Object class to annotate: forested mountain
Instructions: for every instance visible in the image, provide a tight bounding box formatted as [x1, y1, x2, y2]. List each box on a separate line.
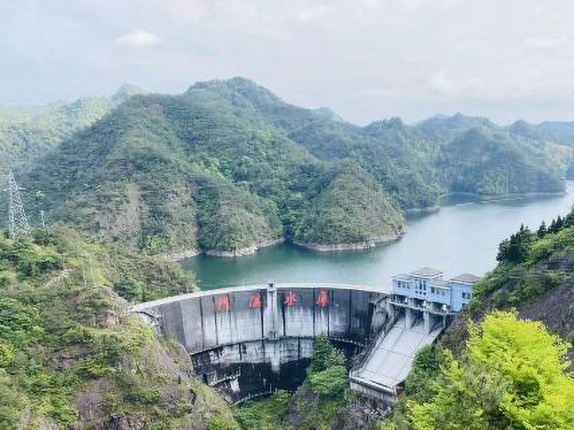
[0, 85, 146, 169]
[2, 78, 572, 256]
[538, 120, 574, 144]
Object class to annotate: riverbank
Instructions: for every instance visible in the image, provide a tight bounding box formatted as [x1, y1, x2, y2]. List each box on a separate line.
[205, 237, 286, 257]
[292, 231, 405, 252]
[164, 237, 286, 260]
[167, 189, 566, 261]
[449, 189, 566, 201]
[181, 181, 574, 289]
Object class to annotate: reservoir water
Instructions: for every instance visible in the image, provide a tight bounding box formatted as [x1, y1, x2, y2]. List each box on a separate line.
[183, 182, 574, 290]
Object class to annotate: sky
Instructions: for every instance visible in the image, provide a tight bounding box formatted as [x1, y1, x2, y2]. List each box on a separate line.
[1, 0, 573, 125]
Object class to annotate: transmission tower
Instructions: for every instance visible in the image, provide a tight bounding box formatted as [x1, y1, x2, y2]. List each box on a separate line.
[7, 171, 31, 239]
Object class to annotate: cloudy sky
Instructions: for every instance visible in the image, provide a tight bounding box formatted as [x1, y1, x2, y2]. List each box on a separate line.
[1, 0, 573, 124]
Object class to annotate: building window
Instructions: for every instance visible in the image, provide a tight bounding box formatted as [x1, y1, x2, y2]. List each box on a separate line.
[431, 287, 435, 294]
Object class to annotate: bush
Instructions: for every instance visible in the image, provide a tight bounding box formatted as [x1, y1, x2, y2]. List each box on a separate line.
[310, 333, 346, 373]
[309, 365, 348, 397]
[406, 312, 574, 430]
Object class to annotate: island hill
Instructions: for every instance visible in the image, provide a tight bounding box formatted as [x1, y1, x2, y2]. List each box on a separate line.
[5, 77, 574, 257]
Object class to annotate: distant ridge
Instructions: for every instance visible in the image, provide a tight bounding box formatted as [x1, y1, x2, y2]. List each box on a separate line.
[0, 77, 571, 257]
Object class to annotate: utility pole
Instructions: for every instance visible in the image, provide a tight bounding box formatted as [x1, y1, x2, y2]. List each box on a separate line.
[40, 209, 47, 231]
[7, 171, 31, 239]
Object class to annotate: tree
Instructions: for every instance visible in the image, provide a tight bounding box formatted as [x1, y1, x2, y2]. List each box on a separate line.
[308, 334, 348, 398]
[309, 365, 348, 397]
[496, 225, 532, 264]
[310, 333, 345, 373]
[537, 221, 547, 238]
[407, 312, 574, 430]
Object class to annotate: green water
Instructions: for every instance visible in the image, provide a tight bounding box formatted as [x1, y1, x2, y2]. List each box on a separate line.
[182, 182, 574, 290]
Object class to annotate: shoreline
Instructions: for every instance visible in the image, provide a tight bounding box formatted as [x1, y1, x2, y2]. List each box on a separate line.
[292, 230, 405, 252]
[164, 237, 286, 260]
[449, 189, 566, 201]
[166, 187, 566, 261]
[404, 205, 440, 215]
[205, 237, 286, 257]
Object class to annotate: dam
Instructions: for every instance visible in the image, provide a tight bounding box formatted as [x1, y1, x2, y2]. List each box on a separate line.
[131, 269, 480, 405]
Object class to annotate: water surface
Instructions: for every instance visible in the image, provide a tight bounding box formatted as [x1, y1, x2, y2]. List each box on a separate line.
[183, 183, 574, 290]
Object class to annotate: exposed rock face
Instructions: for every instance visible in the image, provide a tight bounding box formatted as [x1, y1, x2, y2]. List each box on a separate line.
[205, 237, 285, 257]
[164, 249, 201, 260]
[282, 385, 321, 428]
[293, 231, 404, 252]
[69, 333, 237, 430]
[332, 403, 383, 430]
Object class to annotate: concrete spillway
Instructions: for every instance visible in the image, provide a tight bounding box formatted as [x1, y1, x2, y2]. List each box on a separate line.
[350, 317, 443, 404]
[132, 283, 389, 404]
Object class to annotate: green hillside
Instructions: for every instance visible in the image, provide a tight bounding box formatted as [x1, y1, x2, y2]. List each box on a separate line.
[1, 78, 570, 256]
[0, 85, 146, 170]
[0, 228, 239, 430]
[438, 128, 563, 195]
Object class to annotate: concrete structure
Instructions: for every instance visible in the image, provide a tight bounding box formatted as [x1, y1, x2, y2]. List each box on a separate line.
[350, 317, 442, 405]
[132, 270, 480, 406]
[349, 267, 481, 404]
[132, 283, 389, 404]
[391, 267, 480, 314]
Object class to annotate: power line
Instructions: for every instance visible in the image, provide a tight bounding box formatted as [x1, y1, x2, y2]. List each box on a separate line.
[40, 209, 47, 231]
[6, 170, 31, 239]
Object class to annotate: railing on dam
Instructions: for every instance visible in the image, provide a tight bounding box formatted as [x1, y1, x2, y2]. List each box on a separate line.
[132, 282, 389, 311]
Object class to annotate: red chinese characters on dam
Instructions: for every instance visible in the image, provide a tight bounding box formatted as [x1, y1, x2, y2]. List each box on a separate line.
[215, 289, 331, 311]
[316, 290, 329, 307]
[284, 291, 298, 306]
[217, 296, 230, 312]
[249, 293, 262, 308]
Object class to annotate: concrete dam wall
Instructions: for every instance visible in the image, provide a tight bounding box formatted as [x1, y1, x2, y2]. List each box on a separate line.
[132, 283, 389, 404]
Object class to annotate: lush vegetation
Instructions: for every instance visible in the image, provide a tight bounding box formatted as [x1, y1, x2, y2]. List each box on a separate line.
[234, 334, 354, 430]
[383, 312, 574, 429]
[2, 78, 571, 255]
[0, 85, 144, 170]
[0, 227, 238, 429]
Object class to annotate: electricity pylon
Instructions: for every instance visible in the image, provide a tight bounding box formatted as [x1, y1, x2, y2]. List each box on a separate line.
[7, 170, 31, 239]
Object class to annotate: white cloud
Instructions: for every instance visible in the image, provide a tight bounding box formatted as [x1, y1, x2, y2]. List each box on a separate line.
[524, 36, 566, 50]
[117, 29, 163, 48]
[3, 0, 574, 123]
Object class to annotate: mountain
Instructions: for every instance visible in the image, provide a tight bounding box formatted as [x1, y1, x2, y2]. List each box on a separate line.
[0, 85, 147, 169]
[437, 127, 563, 195]
[416, 112, 497, 142]
[0, 227, 239, 430]
[2, 78, 570, 256]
